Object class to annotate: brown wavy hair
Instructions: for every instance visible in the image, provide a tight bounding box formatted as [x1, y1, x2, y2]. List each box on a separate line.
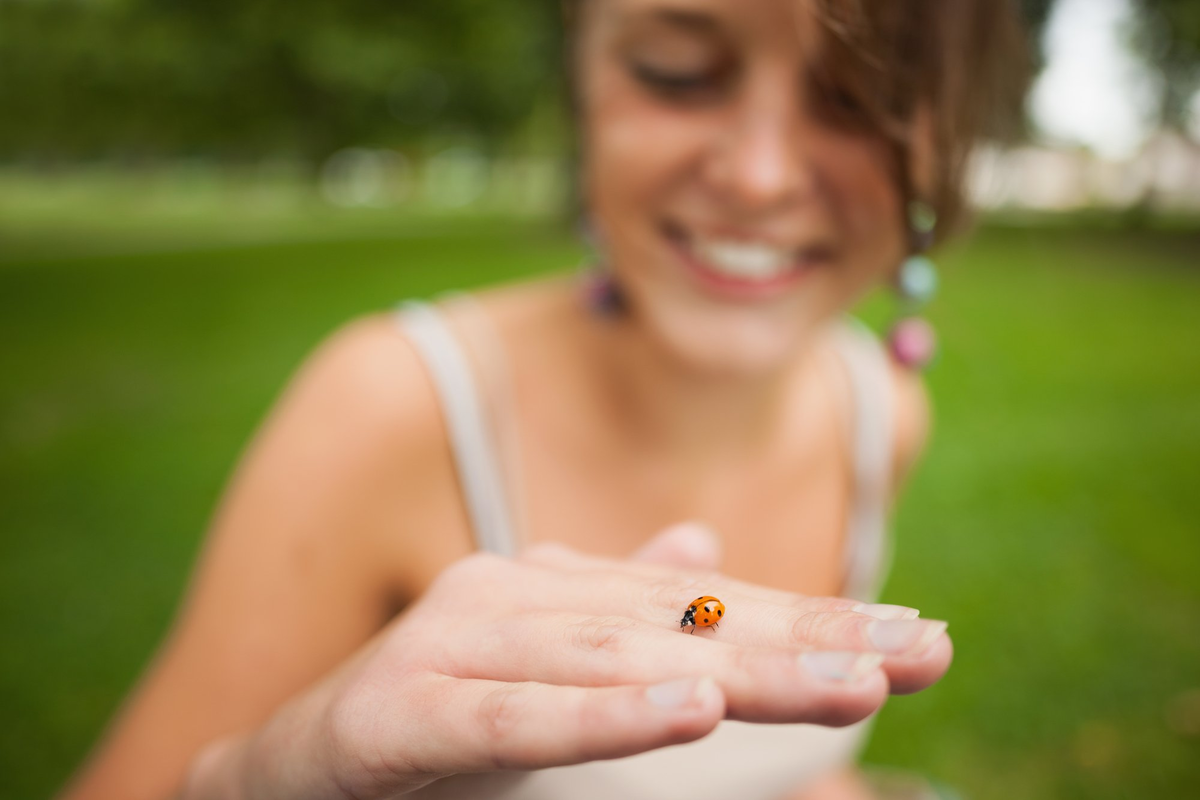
[565, 0, 1032, 247]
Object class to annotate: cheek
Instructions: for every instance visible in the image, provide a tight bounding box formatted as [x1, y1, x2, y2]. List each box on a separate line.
[582, 70, 708, 225]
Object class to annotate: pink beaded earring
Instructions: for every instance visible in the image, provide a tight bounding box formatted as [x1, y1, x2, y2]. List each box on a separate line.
[578, 217, 626, 316]
[888, 200, 939, 369]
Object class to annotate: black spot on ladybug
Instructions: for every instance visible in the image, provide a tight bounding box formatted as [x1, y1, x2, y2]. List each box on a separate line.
[703, 617, 709, 623]
[717, 609, 723, 616]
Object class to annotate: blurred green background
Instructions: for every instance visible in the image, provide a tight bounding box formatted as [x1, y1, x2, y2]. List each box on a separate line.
[2, 0, 1199, 798]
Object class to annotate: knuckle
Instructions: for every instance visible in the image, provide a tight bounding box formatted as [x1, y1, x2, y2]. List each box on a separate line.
[728, 644, 767, 683]
[325, 676, 428, 792]
[566, 615, 639, 656]
[645, 578, 689, 617]
[789, 610, 826, 644]
[476, 684, 538, 769]
[477, 684, 528, 739]
[790, 611, 863, 646]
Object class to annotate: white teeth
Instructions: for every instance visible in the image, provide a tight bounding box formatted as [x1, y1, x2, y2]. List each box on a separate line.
[693, 238, 794, 280]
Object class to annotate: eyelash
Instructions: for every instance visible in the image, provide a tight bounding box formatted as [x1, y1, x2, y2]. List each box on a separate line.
[630, 60, 873, 129]
[630, 62, 731, 101]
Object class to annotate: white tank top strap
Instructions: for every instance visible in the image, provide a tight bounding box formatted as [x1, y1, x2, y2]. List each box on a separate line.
[395, 300, 896, 600]
[827, 316, 896, 602]
[394, 299, 520, 558]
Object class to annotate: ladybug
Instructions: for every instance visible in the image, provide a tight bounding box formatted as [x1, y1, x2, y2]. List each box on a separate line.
[680, 596, 724, 634]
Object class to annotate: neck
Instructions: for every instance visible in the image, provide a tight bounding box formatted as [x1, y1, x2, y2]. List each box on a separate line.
[578, 305, 810, 469]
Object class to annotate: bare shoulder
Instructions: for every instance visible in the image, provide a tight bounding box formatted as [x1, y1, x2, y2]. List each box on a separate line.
[57, 312, 462, 800]
[281, 311, 437, 443]
[263, 310, 469, 589]
[239, 310, 458, 543]
[888, 358, 932, 490]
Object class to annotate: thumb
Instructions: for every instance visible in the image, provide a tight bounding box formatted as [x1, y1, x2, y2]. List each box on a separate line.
[631, 522, 723, 570]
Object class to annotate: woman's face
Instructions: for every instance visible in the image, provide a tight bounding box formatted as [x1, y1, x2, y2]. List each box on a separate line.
[577, 0, 908, 375]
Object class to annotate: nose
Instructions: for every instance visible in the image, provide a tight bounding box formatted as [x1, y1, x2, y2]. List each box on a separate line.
[703, 98, 815, 212]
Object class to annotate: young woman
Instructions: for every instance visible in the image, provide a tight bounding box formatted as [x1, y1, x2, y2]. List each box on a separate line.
[60, 1, 1026, 798]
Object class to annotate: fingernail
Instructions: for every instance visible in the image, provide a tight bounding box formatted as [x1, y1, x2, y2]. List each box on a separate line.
[866, 619, 948, 656]
[646, 677, 701, 708]
[800, 651, 884, 682]
[852, 603, 920, 621]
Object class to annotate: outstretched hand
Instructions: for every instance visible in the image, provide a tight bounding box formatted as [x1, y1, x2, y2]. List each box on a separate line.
[187, 524, 951, 800]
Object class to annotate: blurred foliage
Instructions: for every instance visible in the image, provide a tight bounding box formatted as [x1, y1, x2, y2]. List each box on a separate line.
[1130, 0, 1200, 133]
[7, 0, 1178, 164]
[1018, 0, 1057, 67]
[0, 0, 565, 162]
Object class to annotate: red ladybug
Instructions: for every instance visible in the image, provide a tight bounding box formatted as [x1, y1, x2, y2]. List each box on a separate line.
[680, 596, 725, 634]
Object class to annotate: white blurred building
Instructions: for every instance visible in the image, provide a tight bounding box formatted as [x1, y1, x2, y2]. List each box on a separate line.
[971, 132, 1200, 213]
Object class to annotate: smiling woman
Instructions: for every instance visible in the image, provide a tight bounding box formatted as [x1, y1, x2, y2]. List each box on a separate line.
[57, 2, 1028, 800]
[571, 0, 1025, 375]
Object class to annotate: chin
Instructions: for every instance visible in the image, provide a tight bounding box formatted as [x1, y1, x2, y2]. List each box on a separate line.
[636, 299, 817, 379]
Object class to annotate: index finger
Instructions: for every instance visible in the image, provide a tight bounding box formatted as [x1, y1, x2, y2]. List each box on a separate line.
[518, 544, 951, 694]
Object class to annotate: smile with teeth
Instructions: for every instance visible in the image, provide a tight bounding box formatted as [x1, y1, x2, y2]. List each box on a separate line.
[692, 238, 799, 281]
[667, 223, 831, 293]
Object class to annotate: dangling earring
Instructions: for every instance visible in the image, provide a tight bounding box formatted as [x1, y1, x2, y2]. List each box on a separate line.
[577, 217, 626, 316]
[887, 200, 939, 370]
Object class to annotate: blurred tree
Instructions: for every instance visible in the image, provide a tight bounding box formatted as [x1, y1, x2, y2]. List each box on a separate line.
[0, 0, 565, 162]
[1130, 0, 1200, 136]
[14, 0, 1171, 164]
[1019, 0, 1058, 69]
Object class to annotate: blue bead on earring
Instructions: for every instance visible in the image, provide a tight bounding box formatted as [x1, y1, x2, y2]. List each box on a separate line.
[888, 201, 939, 369]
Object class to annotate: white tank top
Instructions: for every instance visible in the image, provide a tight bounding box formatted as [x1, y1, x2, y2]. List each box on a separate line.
[395, 297, 896, 800]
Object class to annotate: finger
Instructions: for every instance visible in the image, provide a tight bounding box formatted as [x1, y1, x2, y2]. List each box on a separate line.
[768, 608, 949, 658]
[514, 544, 945, 692]
[885, 629, 954, 694]
[629, 521, 723, 570]
[429, 674, 725, 774]
[441, 611, 888, 726]
[536, 563, 938, 659]
[704, 602, 949, 695]
[522, 541, 864, 616]
[499, 562, 873, 650]
[494, 554, 901, 658]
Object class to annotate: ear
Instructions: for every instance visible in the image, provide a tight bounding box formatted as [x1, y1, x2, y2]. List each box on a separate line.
[630, 522, 723, 570]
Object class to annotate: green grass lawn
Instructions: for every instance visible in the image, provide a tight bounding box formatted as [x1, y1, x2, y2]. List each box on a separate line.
[1, 197, 1198, 799]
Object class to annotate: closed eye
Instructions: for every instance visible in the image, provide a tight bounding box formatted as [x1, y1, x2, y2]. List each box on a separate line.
[630, 61, 734, 103]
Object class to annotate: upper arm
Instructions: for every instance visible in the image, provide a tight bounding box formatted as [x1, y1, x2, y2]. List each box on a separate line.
[59, 313, 450, 800]
[889, 362, 932, 493]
